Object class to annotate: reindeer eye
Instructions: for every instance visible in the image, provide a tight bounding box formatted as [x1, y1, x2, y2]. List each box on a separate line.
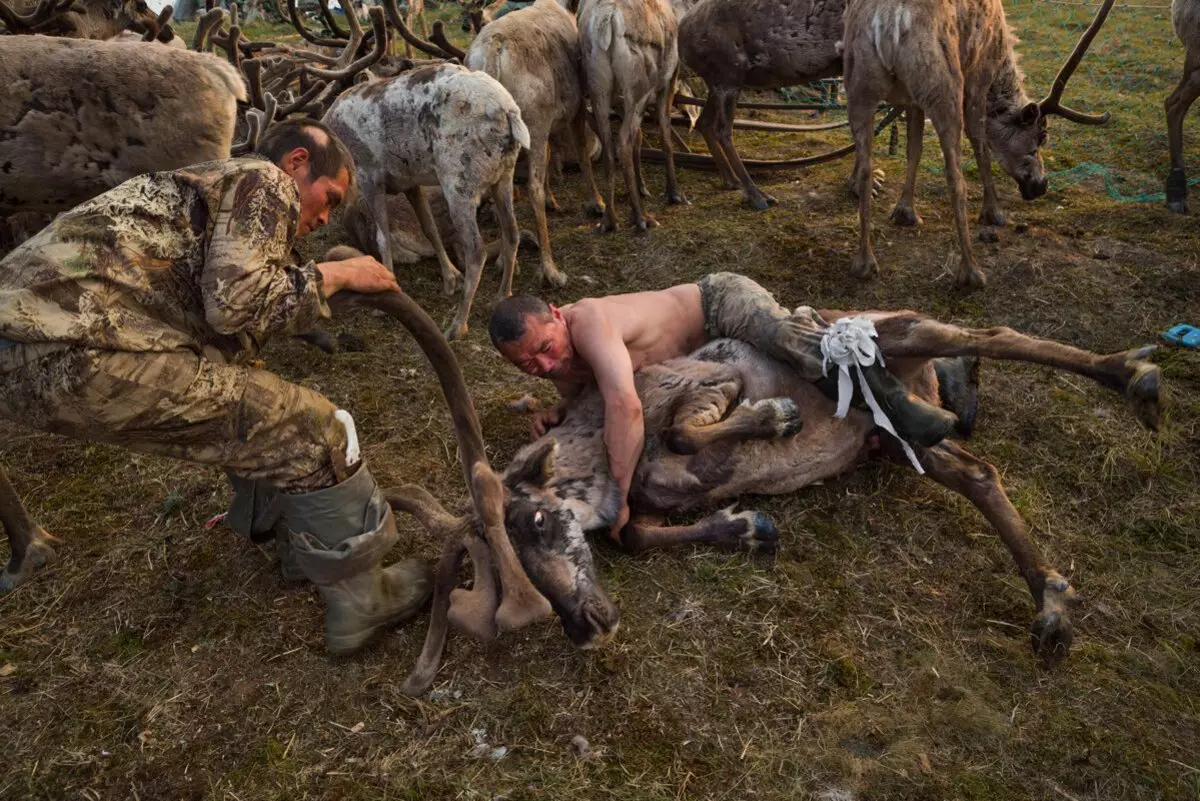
[533, 510, 546, 529]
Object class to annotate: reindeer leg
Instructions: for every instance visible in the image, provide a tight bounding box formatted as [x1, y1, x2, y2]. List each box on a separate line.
[368, 179, 396, 275]
[965, 91, 1005, 227]
[657, 75, 687, 206]
[848, 87, 884, 280]
[405, 186, 462, 297]
[572, 108, 606, 218]
[590, 84, 619, 233]
[698, 89, 739, 190]
[870, 314, 1164, 430]
[524, 128, 566, 289]
[666, 395, 804, 455]
[927, 98, 986, 288]
[910, 440, 1078, 665]
[718, 88, 777, 211]
[621, 98, 657, 231]
[1164, 47, 1200, 214]
[542, 142, 561, 213]
[442, 192, 487, 341]
[621, 507, 779, 555]
[633, 129, 650, 200]
[0, 464, 57, 592]
[491, 175, 528, 298]
[890, 105, 925, 227]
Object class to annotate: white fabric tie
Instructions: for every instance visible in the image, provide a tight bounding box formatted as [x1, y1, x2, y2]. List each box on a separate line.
[334, 409, 362, 468]
[819, 316, 924, 474]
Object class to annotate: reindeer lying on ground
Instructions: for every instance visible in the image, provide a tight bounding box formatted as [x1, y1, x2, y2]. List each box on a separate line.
[323, 64, 528, 340]
[578, 0, 687, 232]
[842, 0, 1115, 288]
[390, 311, 1162, 694]
[1166, 0, 1200, 213]
[465, 0, 604, 288]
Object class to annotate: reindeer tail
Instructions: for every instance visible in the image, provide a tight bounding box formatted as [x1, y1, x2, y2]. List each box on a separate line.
[508, 109, 531, 151]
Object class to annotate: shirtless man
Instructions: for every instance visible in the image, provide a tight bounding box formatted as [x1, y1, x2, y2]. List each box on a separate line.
[488, 272, 958, 540]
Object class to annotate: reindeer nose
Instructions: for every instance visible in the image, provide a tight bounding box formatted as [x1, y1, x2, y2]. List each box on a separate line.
[1022, 177, 1048, 201]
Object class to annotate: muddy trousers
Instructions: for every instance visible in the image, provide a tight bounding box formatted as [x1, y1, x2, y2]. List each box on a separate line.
[695, 272, 957, 449]
[0, 345, 431, 653]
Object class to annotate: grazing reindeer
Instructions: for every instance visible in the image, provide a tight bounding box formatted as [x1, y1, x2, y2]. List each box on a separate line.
[578, 0, 687, 232]
[1166, 0, 1200, 213]
[842, 0, 1115, 287]
[678, 0, 846, 210]
[465, 0, 605, 288]
[323, 64, 529, 340]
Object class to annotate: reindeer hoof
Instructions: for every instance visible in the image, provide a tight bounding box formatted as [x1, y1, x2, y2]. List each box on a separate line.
[1031, 574, 1078, 666]
[584, 200, 606, 219]
[1165, 168, 1188, 214]
[594, 215, 617, 234]
[956, 265, 987, 290]
[737, 510, 780, 554]
[889, 205, 922, 227]
[1123, 355, 1163, 432]
[667, 190, 690, 206]
[850, 253, 878, 280]
[744, 191, 776, 211]
[762, 397, 804, 438]
[442, 269, 464, 297]
[0, 528, 57, 592]
[632, 214, 659, 232]
[539, 266, 568, 289]
[443, 320, 469, 342]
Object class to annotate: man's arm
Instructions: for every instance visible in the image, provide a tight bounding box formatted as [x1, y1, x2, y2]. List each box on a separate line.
[201, 167, 329, 343]
[531, 378, 585, 437]
[571, 308, 643, 543]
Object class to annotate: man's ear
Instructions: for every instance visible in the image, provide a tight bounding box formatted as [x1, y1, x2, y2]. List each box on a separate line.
[283, 147, 310, 176]
[504, 438, 557, 489]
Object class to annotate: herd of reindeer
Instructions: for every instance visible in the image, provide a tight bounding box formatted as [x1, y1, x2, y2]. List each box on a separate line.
[0, 0, 1193, 694]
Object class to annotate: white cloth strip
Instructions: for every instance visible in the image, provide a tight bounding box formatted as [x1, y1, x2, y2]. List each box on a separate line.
[819, 316, 924, 475]
[334, 409, 362, 468]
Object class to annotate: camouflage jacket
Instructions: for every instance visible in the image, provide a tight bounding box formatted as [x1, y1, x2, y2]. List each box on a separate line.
[0, 157, 329, 365]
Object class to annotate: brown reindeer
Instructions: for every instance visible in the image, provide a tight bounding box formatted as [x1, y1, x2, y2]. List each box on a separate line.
[0, 0, 163, 39]
[393, 312, 1163, 695]
[842, 0, 1115, 288]
[465, 0, 605, 288]
[1166, 0, 1200, 213]
[578, 0, 687, 232]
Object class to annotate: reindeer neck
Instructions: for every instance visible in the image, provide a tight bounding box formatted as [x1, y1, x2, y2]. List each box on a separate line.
[987, 46, 1032, 119]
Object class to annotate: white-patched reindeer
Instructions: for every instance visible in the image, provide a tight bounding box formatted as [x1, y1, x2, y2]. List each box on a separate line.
[578, 0, 687, 232]
[323, 64, 528, 341]
[842, 0, 1116, 288]
[465, 0, 605, 288]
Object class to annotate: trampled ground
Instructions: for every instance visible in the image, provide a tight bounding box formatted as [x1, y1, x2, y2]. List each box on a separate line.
[1, 3, 1198, 799]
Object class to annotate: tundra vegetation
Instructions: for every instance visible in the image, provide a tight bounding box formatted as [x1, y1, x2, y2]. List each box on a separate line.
[0, 3, 1197, 799]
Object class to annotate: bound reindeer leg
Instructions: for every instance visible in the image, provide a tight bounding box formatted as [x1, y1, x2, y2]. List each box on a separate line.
[0, 464, 58, 592]
[621, 507, 780, 554]
[664, 377, 804, 455]
[903, 439, 1079, 665]
[867, 314, 1165, 430]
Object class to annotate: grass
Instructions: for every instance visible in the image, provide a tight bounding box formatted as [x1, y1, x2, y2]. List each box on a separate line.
[2, 2, 1200, 799]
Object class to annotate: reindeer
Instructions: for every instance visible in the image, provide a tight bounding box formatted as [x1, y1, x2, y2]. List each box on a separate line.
[384, 309, 1163, 695]
[323, 63, 528, 341]
[1166, 0, 1200, 213]
[465, 0, 605, 288]
[578, 0, 687, 232]
[677, 0, 846, 210]
[842, 0, 1115, 288]
[0, 0, 165, 39]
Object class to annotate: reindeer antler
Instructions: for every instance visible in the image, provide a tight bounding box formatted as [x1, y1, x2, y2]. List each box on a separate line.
[381, 0, 459, 60]
[191, 6, 224, 51]
[304, 4, 386, 81]
[428, 20, 466, 61]
[287, 0, 352, 47]
[1038, 0, 1116, 125]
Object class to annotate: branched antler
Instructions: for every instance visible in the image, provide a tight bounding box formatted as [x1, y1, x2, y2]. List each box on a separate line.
[428, 20, 465, 61]
[1038, 0, 1116, 125]
[190, 6, 224, 52]
[381, 0, 458, 60]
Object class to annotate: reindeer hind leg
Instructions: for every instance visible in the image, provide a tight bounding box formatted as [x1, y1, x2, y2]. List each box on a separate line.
[621, 507, 779, 555]
[0, 465, 57, 592]
[1165, 47, 1200, 213]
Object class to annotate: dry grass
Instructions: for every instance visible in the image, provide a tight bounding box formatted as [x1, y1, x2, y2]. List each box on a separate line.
[2, 3, 1200, 799]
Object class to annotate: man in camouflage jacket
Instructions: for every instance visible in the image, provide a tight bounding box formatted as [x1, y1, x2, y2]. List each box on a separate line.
[0, 120, 431, 655]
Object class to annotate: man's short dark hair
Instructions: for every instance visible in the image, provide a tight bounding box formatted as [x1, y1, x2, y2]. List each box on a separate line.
[257, 119, 356, 189]
[489, 295, 551, 345]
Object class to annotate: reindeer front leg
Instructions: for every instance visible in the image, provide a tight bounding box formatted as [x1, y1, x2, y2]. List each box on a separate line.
[965, 89, 1006, 226]
[1164, 46, 1200, 213]
[0, 464, 57, 592]
[405, 186, 463, 297]
[909, 440, 1078, 665]
[621, 507, 779, 554]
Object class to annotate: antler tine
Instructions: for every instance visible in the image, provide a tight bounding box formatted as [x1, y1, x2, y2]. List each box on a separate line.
[316, 0, 350, 39]
[1038, 0, 1116, 125]
[261, 92, 279, 127]
[155, 6, 175, 42]
[287, 0, 347, 47]
[304, 6, 386, 81]
[275, 78, 329, 117]
[191, 7, 224, 52]
[242, 58, 267, 110]
[213, 22, 244, 69]
[230, 111, 263, 157]
[429, 20, 466, 61]
[380, 0, 457, 60]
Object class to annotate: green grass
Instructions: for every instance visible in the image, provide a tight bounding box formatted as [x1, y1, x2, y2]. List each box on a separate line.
[3, 2, 1200, 799]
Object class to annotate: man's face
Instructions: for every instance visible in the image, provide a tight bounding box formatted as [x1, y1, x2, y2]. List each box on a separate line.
[498, 309, 573, 378]
[277, 128, 350, 236]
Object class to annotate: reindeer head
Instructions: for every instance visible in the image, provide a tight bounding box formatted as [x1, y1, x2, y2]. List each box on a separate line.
[501, 438, 621, 650]
[986, 0, 1115, 202]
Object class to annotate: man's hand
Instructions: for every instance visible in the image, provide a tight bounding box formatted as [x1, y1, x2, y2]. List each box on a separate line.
[608, 501, 630, 545]
[531, 405, 564, 438]
[316, 255, 400, 296]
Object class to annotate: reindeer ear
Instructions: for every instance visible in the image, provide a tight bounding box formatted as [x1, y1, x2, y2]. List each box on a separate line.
[504, 438, 558, 489]
[1019, 102, 1041, 126]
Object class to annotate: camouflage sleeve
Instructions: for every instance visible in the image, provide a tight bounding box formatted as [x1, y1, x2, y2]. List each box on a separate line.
[200, 166, 330, 342]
